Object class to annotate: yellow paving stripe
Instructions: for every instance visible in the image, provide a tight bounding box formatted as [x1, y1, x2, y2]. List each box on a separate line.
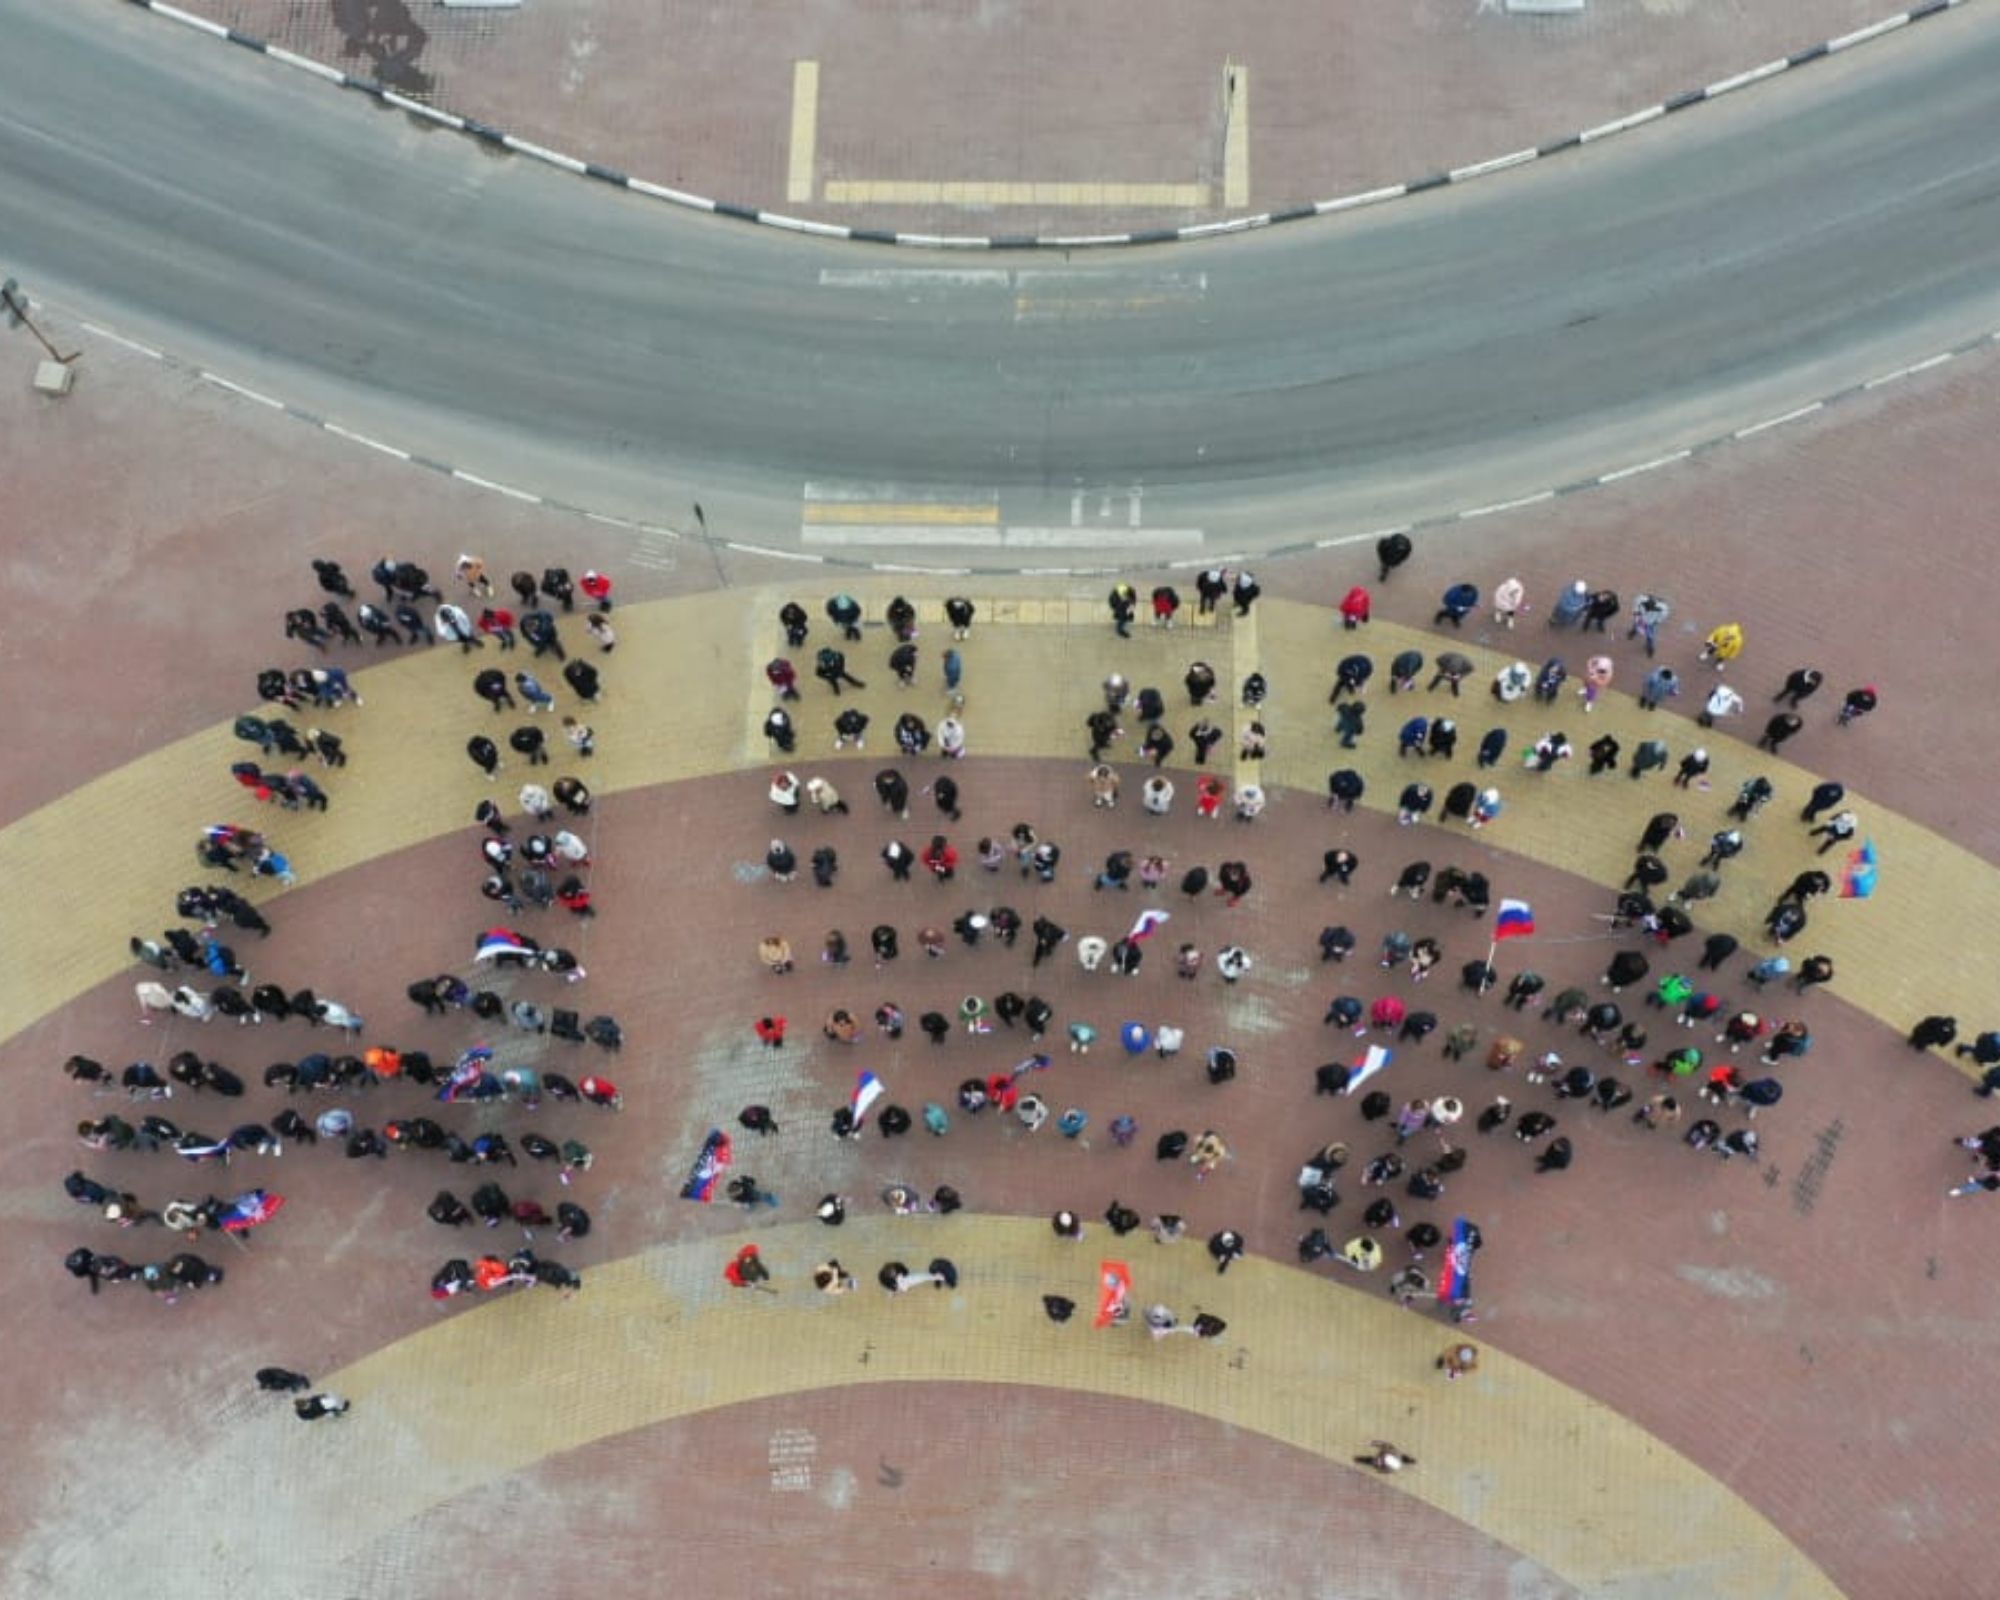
[786, 61, 819, 204]
[283, 1216, 1836, 1596]
[1, 591, 1989, 1072]
[1223, 62, 1251, 209]
[801, 501, 1000, 525]
[821, 180, 1209, 209]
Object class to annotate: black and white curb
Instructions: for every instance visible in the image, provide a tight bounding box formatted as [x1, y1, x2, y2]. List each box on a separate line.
[124, 0, 1972, 251]
[65, 303, 2000, 579]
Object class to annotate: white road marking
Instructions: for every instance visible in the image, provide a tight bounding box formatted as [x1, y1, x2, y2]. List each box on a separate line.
[1733, 402, 1824, 440]
[79, 322, 162, 360]
[1596, 450, 1692, 484]
[1458, 490, 1555, 519]
[197, 372, 283, 409]
[324, 423, 412, 460]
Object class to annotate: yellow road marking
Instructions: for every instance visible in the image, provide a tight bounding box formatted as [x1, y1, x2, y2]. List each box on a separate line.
[786, 61, 819, 204]
[821, 180, 1208, 208]
[802, 501, 1000, 525]
[1223, 62, 1251, 208]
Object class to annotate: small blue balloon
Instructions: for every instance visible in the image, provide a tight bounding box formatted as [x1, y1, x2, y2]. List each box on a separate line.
[1120, 1022, 1150, 1055]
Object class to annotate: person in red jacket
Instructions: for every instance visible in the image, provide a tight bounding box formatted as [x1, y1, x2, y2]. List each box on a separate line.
[725, 1243, 772, 1291]
[1340, 586, 1372, 630]
[754, 1016, 787, 1050]
[579, 570, 613, 611]
[477, 607, 516, 649]
[921, 836, 958, 882]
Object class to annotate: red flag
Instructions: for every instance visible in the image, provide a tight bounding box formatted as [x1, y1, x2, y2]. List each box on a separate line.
[1093, 1260, 1132, 1328]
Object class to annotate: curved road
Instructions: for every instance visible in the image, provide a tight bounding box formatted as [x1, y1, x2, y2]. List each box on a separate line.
[2, 2, 1998, 562]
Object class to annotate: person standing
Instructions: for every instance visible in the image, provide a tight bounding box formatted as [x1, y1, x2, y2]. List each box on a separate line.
[1774, 667, 1823, 707]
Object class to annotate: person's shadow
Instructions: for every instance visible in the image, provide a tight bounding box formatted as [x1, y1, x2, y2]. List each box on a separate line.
[331, 0, 434, 96]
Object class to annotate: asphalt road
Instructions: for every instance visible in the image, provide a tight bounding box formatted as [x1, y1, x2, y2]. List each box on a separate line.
[1, 1, 1998, 562]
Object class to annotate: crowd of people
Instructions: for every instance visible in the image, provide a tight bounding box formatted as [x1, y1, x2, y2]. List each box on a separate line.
[58, 541, 1986, 1441]
[67, 555, 621, 1415]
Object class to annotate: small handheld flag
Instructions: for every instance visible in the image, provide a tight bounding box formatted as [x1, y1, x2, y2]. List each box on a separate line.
[850, 1070, 886, 1128]
[1493, 899, 1536, 940]
[1127, 908, 1172, 944]
[1345, 1044, 1394, 1095]
[679, 1129, 733, 1202]
[1094, 1260, 1133, 1328]
[1436, 1216, 1477, 1307]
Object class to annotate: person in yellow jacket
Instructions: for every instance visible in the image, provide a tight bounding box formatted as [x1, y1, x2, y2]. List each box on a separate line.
[1699, 622, 1744, 669]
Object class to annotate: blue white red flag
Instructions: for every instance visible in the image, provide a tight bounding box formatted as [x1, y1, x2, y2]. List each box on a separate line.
[1493, 899, 1536, 940]
[474, 928, 534, 963]
[1127, 908, 1172, 944]
[1345, 1044, 1394, 1094]
[679, 1129, 733, 1202]
[436, 1045, 493, 1103]
[1436, 1216, 1476, 1306]
[850, 1070, 886, 1127]
[218, 1189, 286, 1233]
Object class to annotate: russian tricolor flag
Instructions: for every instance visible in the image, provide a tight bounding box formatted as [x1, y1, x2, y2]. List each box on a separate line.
[850, 1070, 886, 1128]
[679, 1129, 733, 1202]
[1493, 899, 1536, 940]
[1127, 908, 1172, 944]
[1436, 1216, 1476, 1306]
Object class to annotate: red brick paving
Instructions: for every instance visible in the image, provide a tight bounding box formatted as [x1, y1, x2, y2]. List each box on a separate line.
[342, 1386, 1580, 1600]
[11, 208, 2000, 1597]
[8, 746, 2000, 1593]
[167, 0, 1899, 238]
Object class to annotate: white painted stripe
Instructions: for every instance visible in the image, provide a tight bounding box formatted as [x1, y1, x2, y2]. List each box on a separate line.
[1597, 449, 1692, 483]
[1003, 526, 1203, 549]
[871, 563, 973, 575]
[1169, 551, 1245, 568]
[760, 215, 853, 239]
[891, 235, 995, 251]
[801, 525, 1005, 547]
[725, 541, 825, 563]
[803, 481, 998, 505]
[503, 136, 589, 174]
[1449, 148, 1539, 183]
[1580, 106, 1666, 143]
[382, 92, 463, 129]
[1015, 271, 1207, 292]
[1177, 217, 1268, 240]
[1829, 13, 1911, 50]
[634, 524, 681, 540]
[818, 268, 1011, 289]
[1733, 402, 1824, 439]
[198, 372, 283, 409]
[451, 470, 542, 503]
[267, 47, 347, 83]
[627, 179, 716, 211]
[1457, 490, 1555, 519]
[624, 552, 679, 571]
[1863, 351, 1952, 388]
[583, 512, 640, 530]
[1705, 59, 1789, 96]
[1039, 234, 1144, 250]
[1316, 185, 1407, 215]
[1314, 530, 1388, 549]
[1019, 567, 1078, 577]
[79, 322, 163, 360]
[151, 3, 231, 39]
[324, 423, 411, 460]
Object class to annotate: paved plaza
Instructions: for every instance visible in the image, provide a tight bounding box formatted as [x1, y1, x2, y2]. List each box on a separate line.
[7, 4, 2000, 1595]
[4, 293, 2000, 1598]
